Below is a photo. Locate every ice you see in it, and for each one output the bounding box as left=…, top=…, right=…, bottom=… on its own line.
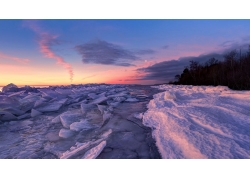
left=82, top=141, right=106, bottom=159
left=0, top=111, right=17, bottom=121
left=60, top=111, right=85, bottom=128
left=80, top=103, right=96, bottom=115
left=60, top=142, right=91, bottom=159
left=51, top=115, right=61, bottom=123
left=17, top=113, right=31, bottom=120
left=97, top=104, right=107, bottom=114
left=55, top=88, right=73, bottom=96
left=90, top=95, right=108, bottom=104
left=125, top=97, right=139, bottom=102
left=2, top=107, right=25, bottom=116
left=8, top=90, right=25, bottom=97
left=134, top=113, right=143, bottom=119
left=70, top=120, right=97, bottom=131
left=59, top=128, right=75, bottom=138
left=31, top=109, right=42, bottom=117
left=143, top=85, right=250, bottom=158
left=103, top=110, right=112, bottom=123
left=35, top=101, right=64, bottom=112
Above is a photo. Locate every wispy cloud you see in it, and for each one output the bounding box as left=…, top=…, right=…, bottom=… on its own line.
left=75, top=39, right=155, bottom=67
left=0, top=51, right=30, bottom=64
left=23, top=20, right=74, bottom=82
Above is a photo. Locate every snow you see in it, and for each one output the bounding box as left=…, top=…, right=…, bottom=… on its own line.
left=143, top=85, right=250, bottom=159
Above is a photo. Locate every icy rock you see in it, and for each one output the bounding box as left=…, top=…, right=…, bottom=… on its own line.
left=0, top=111, right=17, bottom=121
left=82, top=141, right=107, bottom=159
left=70, top=120, right=96, bottom=132
left=81, top=103, right=96, bottom=115
left=59, top=129, right=75, bottom=138
left=60, top=111, right=85, bottom=128
left=125, top=97, right=139, bottom=102
left=31, top=109, right=42, bottom=117
left=2, top=83, right=18, bottom=93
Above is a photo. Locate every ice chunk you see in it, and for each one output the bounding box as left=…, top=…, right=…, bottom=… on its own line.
left=2, top=107, right=25, bottom=116
left=33, top=98, right=47, bottom=108
left=91, top=95, right=107, bottom=104
left=2, top=83, right=18, bottom=93
left=31, top=109, right=42, bottom=117
left=59, top=129, right=75, bottom=138
left=8, top=90, right=25, bottom=97
left=113, top=96, right=126, bottom=102
left=80, top=103, right=96, bottom=115
left=17, top=113, right=31, bottom=120
left=51, top=115, right=61, bottom=123
left=103, top=110, right=112, bottom=122
left=70, top=120, right=96, bottom=132
left=35, top=102, right=64, bottom=112
left=97, top=104, right=107, bottom=114
left=60, top=142, right=91, bottom=159
left=134, top=113, right=143, bottom=119
left=125, top=97, right=139, bottom=102
left=0, top=111, right=17, bottom=121
left=55, top=88, right=73, bottom=96
left=82, top=141, right=107, bottom=159
left=60, top=111, right=85, bottom=128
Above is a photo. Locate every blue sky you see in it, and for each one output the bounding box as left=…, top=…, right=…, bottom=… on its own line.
left=1, top=19, right=250, bottom=86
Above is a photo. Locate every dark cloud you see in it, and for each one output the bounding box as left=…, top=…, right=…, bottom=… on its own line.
left=137, top=53, right=224, bottom=83
left=75, top=39, right=156, bottom=67
left=75, top=39, right=139, bottom=66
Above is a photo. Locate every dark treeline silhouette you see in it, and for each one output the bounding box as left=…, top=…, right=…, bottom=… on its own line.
left=170, top=49, right=250, bottom=90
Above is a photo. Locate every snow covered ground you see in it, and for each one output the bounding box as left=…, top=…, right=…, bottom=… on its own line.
left=143, top=85, right=250, bottom=158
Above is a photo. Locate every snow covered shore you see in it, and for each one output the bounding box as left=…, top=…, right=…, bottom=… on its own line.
left=143, top=85, right=250, bottom=158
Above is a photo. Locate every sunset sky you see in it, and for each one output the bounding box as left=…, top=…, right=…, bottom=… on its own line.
left=1, top=19, right=250, bottom=86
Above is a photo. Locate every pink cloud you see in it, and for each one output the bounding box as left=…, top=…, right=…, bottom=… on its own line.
left=24, top=20, right=74, bottom=82
left=0, top=51, right=30, bottom=64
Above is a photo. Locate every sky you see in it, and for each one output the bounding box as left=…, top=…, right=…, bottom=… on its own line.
left=1, top=19, right=250, bottom=86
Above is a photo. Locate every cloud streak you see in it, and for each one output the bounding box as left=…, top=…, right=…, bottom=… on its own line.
left=75, top=39, right=155, bottom=67
left=23, top=20, right=74, bottom=82
left=0, top=51, right=30, bottom=64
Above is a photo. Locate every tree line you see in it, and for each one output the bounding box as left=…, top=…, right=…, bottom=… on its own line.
left=170, top=48, right=250, bottom=90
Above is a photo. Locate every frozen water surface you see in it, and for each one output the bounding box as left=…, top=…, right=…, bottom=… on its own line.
left=0, top=84, right=161, bottom=159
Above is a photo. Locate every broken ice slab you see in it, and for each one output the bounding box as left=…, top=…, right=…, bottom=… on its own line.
left=51, top=115, right=61, bottom=123
left=133, top=113, right=143, bottom=119
left=60, top=111, right=85, bottom=128
left=60, top=142, right=91, bottom=159
left=90, top=95, right=108, bottom=105
left=17, top=113, right=31, bottom=120
left=80, top=103, right=96, bottom=115
left=38, top=89, right=66, bottom=99
left=2, top=107, right=25, bottom=116
left=0, top=111, right=17, bottom=121
left=125, top=97, right=139, bottom=102
left=82, top=141, right=107, bottom=159
left=7, top=90, right=26, bottom=98
left=103, top=110, right=112, bottom=123
left=97, top=104, right=107, bottom=115
left=31, top=109, right=42, bottom=117
left=112, top=96, right=126, bottom=102
left=59, top=128, right=75, bottom=138
left=70, top=120, right=97, bottom=132
left=35, top=101, right=64, bottom=113
left=107, top=91, right=128, bottom=98
left=55, top=88, right=73, bottom=96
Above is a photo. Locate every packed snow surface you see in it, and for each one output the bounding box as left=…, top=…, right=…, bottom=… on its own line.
left=143, top=85, right=250, bottom=158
